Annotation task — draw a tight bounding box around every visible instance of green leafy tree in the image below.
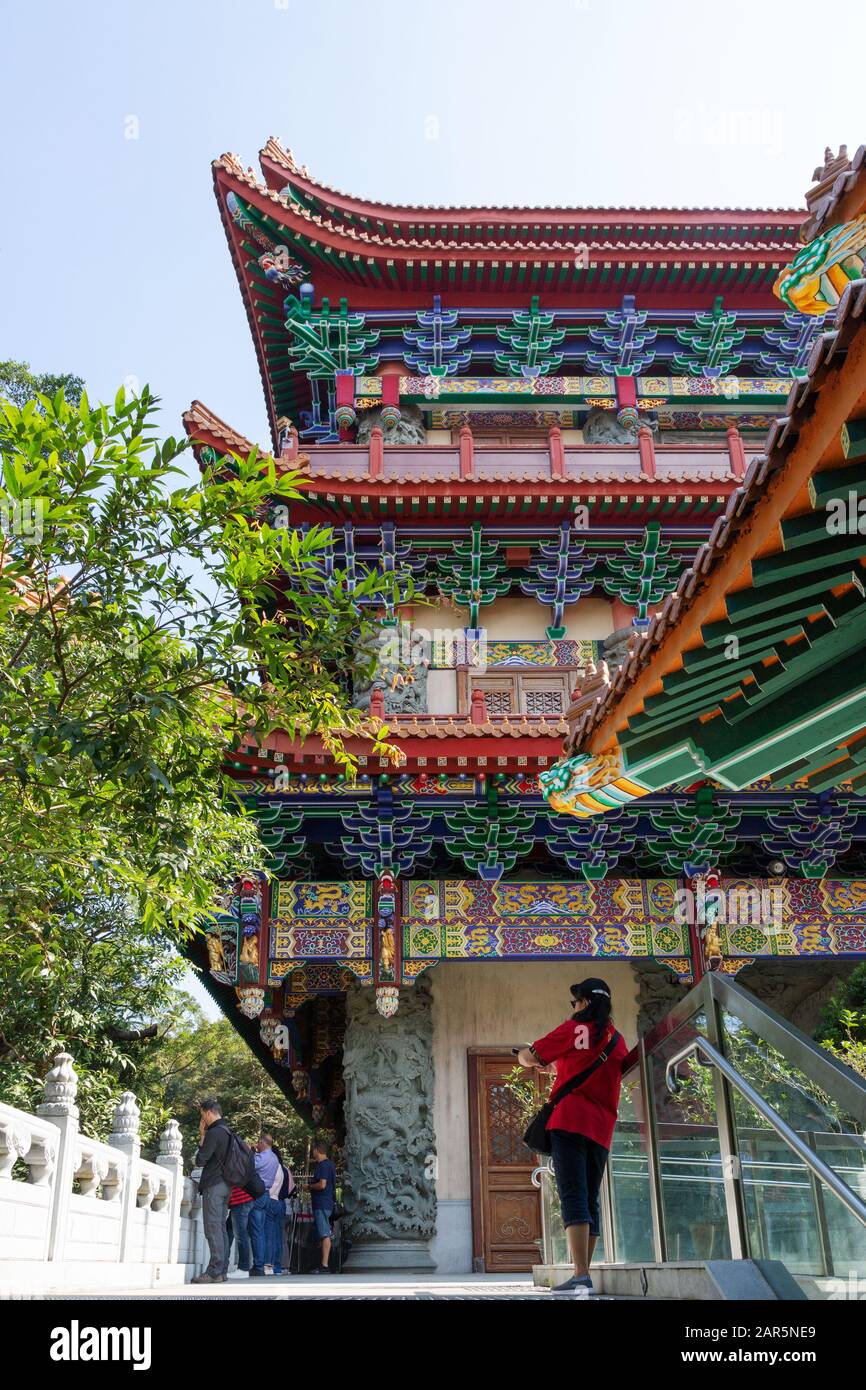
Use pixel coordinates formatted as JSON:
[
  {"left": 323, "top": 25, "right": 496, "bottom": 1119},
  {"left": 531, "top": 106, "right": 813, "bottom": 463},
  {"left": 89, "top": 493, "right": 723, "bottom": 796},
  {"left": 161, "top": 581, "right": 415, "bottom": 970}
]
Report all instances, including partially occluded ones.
[
  {"left": 502, "top": 1064, "right": 550, "bottom": 1132},
  {"left": 0, "top": 381, "right": 402, "bottom": 1116},
  {"left": 0, "top": 383, "right": 398, "bottom": 931},
  {"left": 134, "top": 999, "right": 309, "bottom": 1168},
  {"left": 0, "top": 892, "right": 185, "bottom": 1140},
  {"left": 816, "top": 964, "right": 866, "bottom": 1082},
  {"left": 0, "top": 359, "right": 85, "bottom": 412}
]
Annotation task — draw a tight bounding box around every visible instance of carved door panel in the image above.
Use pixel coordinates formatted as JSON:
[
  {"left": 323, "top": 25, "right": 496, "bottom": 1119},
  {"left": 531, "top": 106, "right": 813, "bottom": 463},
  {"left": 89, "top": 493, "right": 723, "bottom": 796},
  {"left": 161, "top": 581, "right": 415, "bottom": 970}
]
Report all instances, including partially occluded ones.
[{"left": 468, "top": 1051, "right": 543, "bottom": 1273}]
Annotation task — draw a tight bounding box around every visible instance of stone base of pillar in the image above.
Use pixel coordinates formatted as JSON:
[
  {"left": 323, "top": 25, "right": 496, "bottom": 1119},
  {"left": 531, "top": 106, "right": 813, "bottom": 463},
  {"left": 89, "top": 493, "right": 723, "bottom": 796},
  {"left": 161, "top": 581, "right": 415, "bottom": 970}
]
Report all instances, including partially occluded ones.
[{"left": 343, "top": 1239, "right": 436, "bottom": 1272}]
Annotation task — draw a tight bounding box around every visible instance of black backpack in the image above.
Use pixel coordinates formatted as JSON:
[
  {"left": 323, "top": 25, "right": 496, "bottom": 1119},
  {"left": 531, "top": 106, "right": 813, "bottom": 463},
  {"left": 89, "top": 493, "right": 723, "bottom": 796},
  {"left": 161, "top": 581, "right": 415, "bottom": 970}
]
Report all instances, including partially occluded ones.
[{"left": 222, "top": 1130, "right": 265, "bottom": 1198}]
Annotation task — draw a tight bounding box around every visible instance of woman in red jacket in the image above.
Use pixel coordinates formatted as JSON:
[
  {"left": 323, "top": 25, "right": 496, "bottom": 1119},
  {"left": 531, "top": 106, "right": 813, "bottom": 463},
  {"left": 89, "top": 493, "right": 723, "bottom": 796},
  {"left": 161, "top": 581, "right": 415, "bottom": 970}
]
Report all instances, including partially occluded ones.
[{"left": 518, "top": 977, "right": 628, "bottom": 1295}]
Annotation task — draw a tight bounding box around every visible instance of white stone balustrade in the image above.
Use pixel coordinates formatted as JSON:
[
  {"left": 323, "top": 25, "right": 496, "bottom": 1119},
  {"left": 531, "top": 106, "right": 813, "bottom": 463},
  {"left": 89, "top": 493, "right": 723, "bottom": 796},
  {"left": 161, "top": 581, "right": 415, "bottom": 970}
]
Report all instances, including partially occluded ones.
[{"left": 0, "top": 1051, "right": 204, "bottom": 1293}]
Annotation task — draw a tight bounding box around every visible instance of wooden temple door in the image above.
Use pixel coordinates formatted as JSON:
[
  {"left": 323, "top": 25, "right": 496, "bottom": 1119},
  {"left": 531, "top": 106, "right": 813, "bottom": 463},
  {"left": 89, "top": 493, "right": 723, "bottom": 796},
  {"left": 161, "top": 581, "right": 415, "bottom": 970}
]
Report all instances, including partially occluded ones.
[{"left": 467, "top": 1050, "right": 543, "bottom": 1272}]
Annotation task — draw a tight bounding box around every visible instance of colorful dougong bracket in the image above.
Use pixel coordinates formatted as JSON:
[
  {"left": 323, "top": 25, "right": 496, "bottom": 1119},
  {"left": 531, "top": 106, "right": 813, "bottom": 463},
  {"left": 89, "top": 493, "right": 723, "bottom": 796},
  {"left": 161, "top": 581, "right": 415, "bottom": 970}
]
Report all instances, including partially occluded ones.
[
  {"left": 539, "top": 751, "right": 651, "bottom": 818},
  {"left": 773, "top": 215, "right": 866, "bottom": 315},
  {"left": 494, "top": 295, "right": 566, "bottom": 377},
  {"left": 519, "top": 521, "right": 597, "bottom": 639},
  {"left": 672, "top": 297, "right": 745, "bottom": 378},
  {"left": 437, "top": 523, "right": 512, "bottom": 630},
  {"left": 602, "top": 522, "right": 682, "bottom": 631},
  {"left": 404, "top": 295, "right": 472, "bottom": 377}
]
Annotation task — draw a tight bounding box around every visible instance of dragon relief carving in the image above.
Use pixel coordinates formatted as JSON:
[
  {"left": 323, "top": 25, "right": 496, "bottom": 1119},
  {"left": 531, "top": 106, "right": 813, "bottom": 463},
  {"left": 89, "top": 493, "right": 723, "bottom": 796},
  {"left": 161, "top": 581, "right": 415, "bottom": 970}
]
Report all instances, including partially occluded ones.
[
  {"left": 353, "top": 655, "right": 428, "bottom": 715},
  {"left": 356, "top": 403, "right": 427, "bottom": 445},
  {"left": 342, "top": 976, "right": 436, "bottom": 1241}
]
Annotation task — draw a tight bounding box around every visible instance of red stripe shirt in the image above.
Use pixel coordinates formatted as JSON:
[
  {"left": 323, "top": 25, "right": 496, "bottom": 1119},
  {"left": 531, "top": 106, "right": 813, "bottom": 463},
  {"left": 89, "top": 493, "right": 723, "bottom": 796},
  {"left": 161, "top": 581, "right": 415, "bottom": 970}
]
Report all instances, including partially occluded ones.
[
  {"left": 532, "top": 1018, "right": 628, "bottom": 1150},
  {"left": 229, "top": 1186, "right": 252, "bottom": 1206}
]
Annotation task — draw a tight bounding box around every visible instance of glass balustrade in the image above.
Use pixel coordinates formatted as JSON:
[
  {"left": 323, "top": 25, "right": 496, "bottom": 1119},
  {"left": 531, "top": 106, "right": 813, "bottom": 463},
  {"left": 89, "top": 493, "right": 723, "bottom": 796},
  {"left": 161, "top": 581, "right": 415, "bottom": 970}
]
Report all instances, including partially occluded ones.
[
  {"left": 607, "top": 1081, "right": 654, "bottom": 1262},
  {"left": 535, "top": 973, "right": 866, "bottom": 1278},
  {"left": 715, "top": 992, "right": 866, "bottom": 1278}
]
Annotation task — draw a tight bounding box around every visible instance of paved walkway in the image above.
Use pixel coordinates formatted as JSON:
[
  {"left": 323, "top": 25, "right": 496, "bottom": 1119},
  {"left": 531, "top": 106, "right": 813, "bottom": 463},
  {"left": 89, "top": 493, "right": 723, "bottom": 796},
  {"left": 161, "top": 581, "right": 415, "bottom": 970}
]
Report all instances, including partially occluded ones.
[{"left": 80, "top": 1272, "right": 624, "bottom": 1301}]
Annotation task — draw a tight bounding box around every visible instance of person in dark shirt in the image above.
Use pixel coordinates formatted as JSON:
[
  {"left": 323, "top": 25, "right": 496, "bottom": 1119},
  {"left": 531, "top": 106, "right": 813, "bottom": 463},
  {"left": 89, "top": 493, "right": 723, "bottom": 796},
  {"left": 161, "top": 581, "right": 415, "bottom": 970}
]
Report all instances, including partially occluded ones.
[
  {"left": 307, "top": 1138, "right": 337, "bottom": 1275},
  {"left": 192, "top": 1097, "right": 233, "bottom": 1283}
]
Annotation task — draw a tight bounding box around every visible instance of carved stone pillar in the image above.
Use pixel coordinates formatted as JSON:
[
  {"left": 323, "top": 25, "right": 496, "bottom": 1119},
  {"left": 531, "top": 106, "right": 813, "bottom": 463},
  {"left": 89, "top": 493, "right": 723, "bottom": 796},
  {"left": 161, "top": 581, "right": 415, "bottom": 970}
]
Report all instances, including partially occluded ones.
[
  {"left": 36, "top": 1051, "right": 79, "bottom": 1262},
  {"left": 156, "top": 1118, "right": 185, "bottom": 1265},
  {"left": 342, "top": 975, "right": 437, "bottom": 1270},
  {"left": 108, "top": 1090, "right": 141, "bottom": 1263}
]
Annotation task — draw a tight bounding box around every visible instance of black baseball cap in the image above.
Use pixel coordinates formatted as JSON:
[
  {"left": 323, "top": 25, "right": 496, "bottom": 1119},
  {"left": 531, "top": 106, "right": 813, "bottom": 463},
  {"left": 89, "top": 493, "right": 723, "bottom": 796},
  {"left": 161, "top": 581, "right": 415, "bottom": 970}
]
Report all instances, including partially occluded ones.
[{"left": 570, "top": 978, "right": 611, "bottom": 1001}]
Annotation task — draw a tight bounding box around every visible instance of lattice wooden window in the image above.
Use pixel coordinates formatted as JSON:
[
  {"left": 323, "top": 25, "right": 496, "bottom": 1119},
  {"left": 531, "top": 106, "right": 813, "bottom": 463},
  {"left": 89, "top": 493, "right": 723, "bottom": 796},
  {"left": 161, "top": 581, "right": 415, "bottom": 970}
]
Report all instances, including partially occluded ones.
[
  {"left": 484, "top": 688, "right": 514, "bottom": 716},
  {"left": 487, "top": 1083, "right": 528, "bottom": 1165},
  {"left": 469, "top": 673, "right": 569, "bottom": 717},
  {"left": 524, "top": 688, "right": 564, "bottom": 716}
]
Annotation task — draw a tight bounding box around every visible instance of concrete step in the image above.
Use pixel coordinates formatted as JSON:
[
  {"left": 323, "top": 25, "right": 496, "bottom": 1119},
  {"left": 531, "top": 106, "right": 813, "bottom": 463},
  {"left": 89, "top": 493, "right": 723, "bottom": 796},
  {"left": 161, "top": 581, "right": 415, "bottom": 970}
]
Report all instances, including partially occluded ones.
[{"left": 534, "top": 1259, "right": 806, "bottom": 1301}]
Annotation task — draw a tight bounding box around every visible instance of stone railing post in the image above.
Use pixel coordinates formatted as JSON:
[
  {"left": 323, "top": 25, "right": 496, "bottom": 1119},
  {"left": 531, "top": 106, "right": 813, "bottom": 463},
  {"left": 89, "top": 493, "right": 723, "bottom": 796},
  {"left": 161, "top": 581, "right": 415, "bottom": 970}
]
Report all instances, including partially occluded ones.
[
  {"left": 548, "top": 426, "right": 565, "bottom": 480},
  {"left": 109, "top": 1091, "right": 141, "bottom": 1264},
  {"left": 470, "top": 686, "right": 487, "bottom": 725},
  {"left": 637, "top": 425, "right": 656, "bottom": 480},
  {"left": 368, "top": 426, "right": 384, "bottom": 480},
  {"left": 156, "top": 1118, "right": 184, "bottom": 1265},
  {"left": 35, "top": 1051, "right": 79, "bottom": 1263},
  {"left": 278, "top": 422, "right": 299, "bottom": 463},
  {"left": 459, "top": 425, "right": 474, "bottom": 479},
  {"left": 727, "top": 425, "right": 746, "bottom": 480}
]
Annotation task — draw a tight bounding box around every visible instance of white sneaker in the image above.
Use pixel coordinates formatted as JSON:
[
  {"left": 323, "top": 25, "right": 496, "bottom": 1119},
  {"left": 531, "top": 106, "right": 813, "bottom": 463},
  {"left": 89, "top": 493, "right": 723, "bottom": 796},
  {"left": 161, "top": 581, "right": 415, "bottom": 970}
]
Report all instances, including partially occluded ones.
[
  {"left": 228, "top": 1270, "right": 250, "bottom": 1280},
  {"left": 263, "top": 1264, "right": 274, "bottom": 1276}
]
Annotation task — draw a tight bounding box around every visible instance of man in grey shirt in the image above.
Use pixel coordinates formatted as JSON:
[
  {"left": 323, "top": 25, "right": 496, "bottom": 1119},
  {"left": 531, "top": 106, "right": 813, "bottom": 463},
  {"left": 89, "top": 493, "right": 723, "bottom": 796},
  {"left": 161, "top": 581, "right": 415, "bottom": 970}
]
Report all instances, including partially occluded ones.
[{"left": 192, "top": 1097, "right": 233, "bottom": 1284}]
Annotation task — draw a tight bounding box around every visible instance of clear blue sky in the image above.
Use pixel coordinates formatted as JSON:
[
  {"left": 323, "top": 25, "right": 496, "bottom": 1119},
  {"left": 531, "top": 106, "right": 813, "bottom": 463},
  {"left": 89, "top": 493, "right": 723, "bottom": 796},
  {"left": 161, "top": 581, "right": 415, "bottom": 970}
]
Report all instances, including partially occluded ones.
[{"left": 5, "top": 0, "right": 864, "bottom": 1018}]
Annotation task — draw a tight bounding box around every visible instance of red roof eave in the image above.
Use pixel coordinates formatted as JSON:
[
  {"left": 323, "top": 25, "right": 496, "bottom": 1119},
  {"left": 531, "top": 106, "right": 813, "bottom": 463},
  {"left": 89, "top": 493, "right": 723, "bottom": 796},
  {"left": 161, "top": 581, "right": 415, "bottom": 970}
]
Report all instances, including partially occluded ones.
[
  {"left": 217, "top": 159, "right": 800, "bottom": 264},
  {"left": 258, "top": 137, "right": 806, "bottom": 236}
]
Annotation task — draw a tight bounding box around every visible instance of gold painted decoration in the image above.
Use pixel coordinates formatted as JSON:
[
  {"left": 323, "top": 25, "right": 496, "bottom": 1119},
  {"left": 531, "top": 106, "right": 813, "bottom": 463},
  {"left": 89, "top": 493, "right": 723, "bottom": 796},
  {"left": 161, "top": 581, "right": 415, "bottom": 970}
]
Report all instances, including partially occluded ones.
[
  {"left": 539, "top": 751, "right": 650, "bottom": 818},
  {"left": 773, "top": 215, "right": 866, "bottom": 315}
]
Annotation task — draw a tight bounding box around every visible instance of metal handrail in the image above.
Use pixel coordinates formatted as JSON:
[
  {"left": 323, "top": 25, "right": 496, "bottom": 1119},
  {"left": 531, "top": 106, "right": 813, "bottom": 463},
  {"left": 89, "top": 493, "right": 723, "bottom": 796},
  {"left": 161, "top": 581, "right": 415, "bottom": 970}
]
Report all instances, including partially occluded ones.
[
  {"left": 638, "top": 972, "right": 866, "bottom": 1127},
  {"left": 664, "top": 1035, "right": 866, "bottom": 1231}
]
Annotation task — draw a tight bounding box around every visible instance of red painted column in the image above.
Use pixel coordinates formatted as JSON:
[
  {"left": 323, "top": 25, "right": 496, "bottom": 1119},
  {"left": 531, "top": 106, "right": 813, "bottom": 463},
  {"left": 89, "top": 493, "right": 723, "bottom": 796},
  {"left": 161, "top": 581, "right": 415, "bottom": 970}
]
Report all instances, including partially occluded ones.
[
  {"left": 335, "top": 373, "right": 355, "bottom": 409},
  {"left": 258, "top": 876, "right": 271, "bottom": 993},
  {"left": 615, "top": 375, "right": 638, "bottom": 410},
  {"left": 369, "top": 426, "right": 384, "bottom": 480},
  {"left": 335, "top": 371, "right": 356, "bottom": 442},
  {"left": 470, "top": 686, "right": 487, "bottom": 725},
  {"left": 727, "top": 426, "right": 746, "bottom": 480},
  {"left": 459, "top": 424, "right": 474, "bottom": 479},
  {"left": 380, "top": 373, "right": 400, "bottom": 410},
  {"left": 684, "top": 874, "right": 704, "bottom": 985},
  {"left": 548, "top": 425, "right": 565, "bottom": 480},
  {"left": 637, "top": 425, "right": 656, "bottom": 480},
  {"left": 610, "top": 596, "right": 636, "bottom": 630}
]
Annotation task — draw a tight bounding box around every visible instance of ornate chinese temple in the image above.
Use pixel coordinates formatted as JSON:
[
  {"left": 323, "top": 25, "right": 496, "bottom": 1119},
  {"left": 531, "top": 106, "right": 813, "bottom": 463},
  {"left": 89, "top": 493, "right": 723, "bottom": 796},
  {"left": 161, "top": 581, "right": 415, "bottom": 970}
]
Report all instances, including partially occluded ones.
[{"left": 184, "top": 139, "right": 866, "bottom": 1273}]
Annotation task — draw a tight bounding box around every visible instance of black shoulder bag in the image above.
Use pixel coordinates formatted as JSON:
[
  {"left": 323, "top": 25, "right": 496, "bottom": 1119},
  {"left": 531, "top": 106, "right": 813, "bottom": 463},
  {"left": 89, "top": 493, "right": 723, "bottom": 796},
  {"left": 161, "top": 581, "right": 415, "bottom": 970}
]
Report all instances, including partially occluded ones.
[{"left": 523, "top": 1031, "right": 622, "bottom": 1157}]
